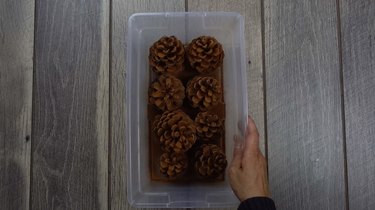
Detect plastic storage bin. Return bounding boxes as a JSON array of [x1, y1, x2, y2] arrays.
[[126, 12, 248, 208]]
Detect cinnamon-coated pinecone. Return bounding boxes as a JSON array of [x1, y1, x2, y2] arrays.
[[186, 76, 222, 110], [187, 36, 224, 74], [195, 111, 224, 141], [160, 152, 188, 178], [149, 75, 185, 111], [194, 144, 227, 178], [153, 110, 197, 153], [149, 36, 185, 74]]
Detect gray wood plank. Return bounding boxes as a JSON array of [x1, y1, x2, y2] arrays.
[[188, 0, 266, 154], [31, 0, 109, 209], [340, 0, 375, 209], [110, 0, 185, 209], [264, 0, 346, 209], [0, 0, 34, 209]]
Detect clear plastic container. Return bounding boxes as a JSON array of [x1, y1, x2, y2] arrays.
[[126, 12, 248, 208]]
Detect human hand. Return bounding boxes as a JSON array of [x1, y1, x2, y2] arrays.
[[228, 116, 270, 201]]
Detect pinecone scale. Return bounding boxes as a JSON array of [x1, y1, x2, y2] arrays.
[[187, 36, 224, 74], [149, 36, 185, 74], [160, 152, 188, 178], [187, 76, 222, 110], [194, 144, 227, 178], [149, 75, 185, 111], [195, 111, 224, 141], [153, 110, 197, 153]]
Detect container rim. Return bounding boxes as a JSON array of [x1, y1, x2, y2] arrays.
[[125, 11, 248, 208]]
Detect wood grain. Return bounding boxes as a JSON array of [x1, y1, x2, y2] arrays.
[[264, 0, 346, 209], [188, 0, 265, 154], [31, 0, 109, 209], [110, 0, 185, 209], [0, 0, 34, 209], [340, 0, 375, 209]]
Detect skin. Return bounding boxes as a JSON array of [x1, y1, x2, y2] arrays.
[[228, 116, 271, 202]]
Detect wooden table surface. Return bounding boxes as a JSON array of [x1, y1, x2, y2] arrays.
[[1, 0, 374, 209]]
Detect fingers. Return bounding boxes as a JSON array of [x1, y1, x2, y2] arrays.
[[244, 116, 260, 157], [230, 135, 243, 168]]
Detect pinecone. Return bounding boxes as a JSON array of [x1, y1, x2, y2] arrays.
[[149, 36, 185, 74], [149, 75, 185, 111], [194, 144, 227, 178], [153, 110, 197, 153], [187, 36, 224, 74], [195, 111, 224, 141], [160, 152, 188, 178], [186, 76, 222, 110]]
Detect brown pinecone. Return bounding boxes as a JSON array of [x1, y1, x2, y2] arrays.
[[160, 152, 188, 178], [149, 75, 185, 111], [153, 110, 197, 153], [149, 36, 185, 74], [194, 144, 227, 178], [186, 76, 222, 110], [195, 111, 224, 141], [187, 36, 224, 74]]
